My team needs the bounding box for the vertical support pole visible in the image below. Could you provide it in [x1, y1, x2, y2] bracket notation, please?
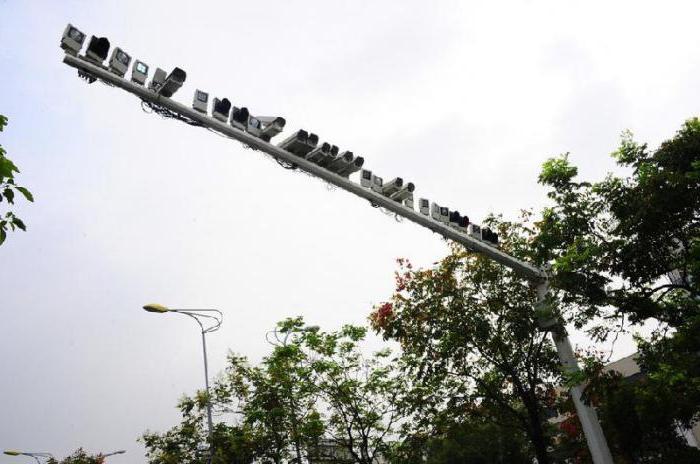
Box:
[535, 280, 614, 464]
[201, 331, 214, 464]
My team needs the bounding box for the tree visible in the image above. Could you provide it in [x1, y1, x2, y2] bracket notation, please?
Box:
[142, 392, 258, 464]
[301, 322, 408, 464]
[535, 118, 700, 460]
[144, 318, 408, 464]
[46, 449, 103, 464]
[370, 218, 561, 464]
[216, 341, 324, 464]
[0, 114, 33, 245]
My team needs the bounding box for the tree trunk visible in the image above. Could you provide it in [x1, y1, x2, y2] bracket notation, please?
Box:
[524, 398, 550, 464]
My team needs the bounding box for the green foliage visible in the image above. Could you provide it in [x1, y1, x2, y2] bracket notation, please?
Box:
[145, 319, 405, 464]
[370, 218, 561, 464]
[46, 449, 104, 464]
[535, 118, 700, 459]
[0, 114, 33, 245]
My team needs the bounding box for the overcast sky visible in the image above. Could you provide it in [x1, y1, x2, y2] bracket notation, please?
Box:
[2, 0, 700, 461]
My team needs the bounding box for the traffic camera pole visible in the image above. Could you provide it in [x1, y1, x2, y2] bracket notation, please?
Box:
[62, 53, 614, 464]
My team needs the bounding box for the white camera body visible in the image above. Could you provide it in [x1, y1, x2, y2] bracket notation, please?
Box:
[148, 68, 167, 92]
[61, 24, 86, 56]
[419, 198, 430, 215]
[192, 90, 209, 114]
[108, 47, 131, 77]
[131, 60, 149, 85]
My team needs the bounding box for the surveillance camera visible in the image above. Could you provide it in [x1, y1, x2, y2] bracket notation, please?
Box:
[107, 47, 131, 77]
[327, 151, 354, 174]
[148, 68, 166, 92]
[419, 198, 430, 215]
[430, 203, 441, 221]
[279, 130, 318, 156]
[467, 224, 482, 240]
[482, 227, 499, 246]
[85, 36, 110, 64]
[247, 116, 263, 136]
[305, 142, 332, 164]
[360, 169, 373, 188]
[257, 116, 286, 141]
[61, 24, 86, 56]
[390, 183, 415, 205]
[439, 206, 450, 223]
[212, 98, 231, 122]
[131, 60, 149, 85]
[381, 177, 403, 196]
[449, 210, 461, 228]
[158, 67, 186, 98]
[371, 174, 384, 193]
[192, 90, 209, 113]
[230, 107, 250, 130]
[338, 156, 364, 177]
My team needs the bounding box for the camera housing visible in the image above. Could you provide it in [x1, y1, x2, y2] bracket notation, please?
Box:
[247, 116, 263, 136]
[85, 36, 110, 64]
[131, 60, 149, 85]
[371, 174, 384, 193]
[159, 67, 186, 98]
[192, 90, 209, 113]
[305, 142, 331, 164]
[338, 156, 364, 177]
[257, 116, 286, 141]
[482, 227, 499, 246]
[449, 210, 461, 228]
[279, 130, 318, 156]
[108, 47, 131, 77]
[61, 24, 86, 55]
[419, 198, 430, 215]
[439, 206, 450, 223]
[381, 177, 403, 196]
[360, 169, 373, 188]
[230, 107, 250, 130]
[212, 98, 231, 122]
[430, 203, 441, 221]
[467, 224, 482, 240]
[148, 68, 167, 92]
[327, 151, 354, 174]
[389, 182, 415, 203]
[458, 215, 470, 231]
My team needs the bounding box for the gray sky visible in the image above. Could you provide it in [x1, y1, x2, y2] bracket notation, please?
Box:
[2, 0, 700, 461]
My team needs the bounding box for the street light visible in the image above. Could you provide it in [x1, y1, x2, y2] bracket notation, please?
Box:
[4, 451, 54, 464]
[142, 303, 223, 464]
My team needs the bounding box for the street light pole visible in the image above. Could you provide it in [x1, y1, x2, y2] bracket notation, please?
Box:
[143, 304, 222, 464]
[64, 51, 612, 463]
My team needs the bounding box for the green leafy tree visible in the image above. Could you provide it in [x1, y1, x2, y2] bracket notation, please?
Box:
[0, 114, 33, 245]
[301, 322, 409, 464]
[535, 118, 700, 459]
[216, 339, 324, 464]
[46, 449, 103, 464]
[370, 219, 561, 464]
[142, 392, 258, 464]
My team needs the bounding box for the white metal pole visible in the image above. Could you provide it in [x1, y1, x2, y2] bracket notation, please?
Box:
[536, 282, 614, 464]
[201, 330, 214, 464]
